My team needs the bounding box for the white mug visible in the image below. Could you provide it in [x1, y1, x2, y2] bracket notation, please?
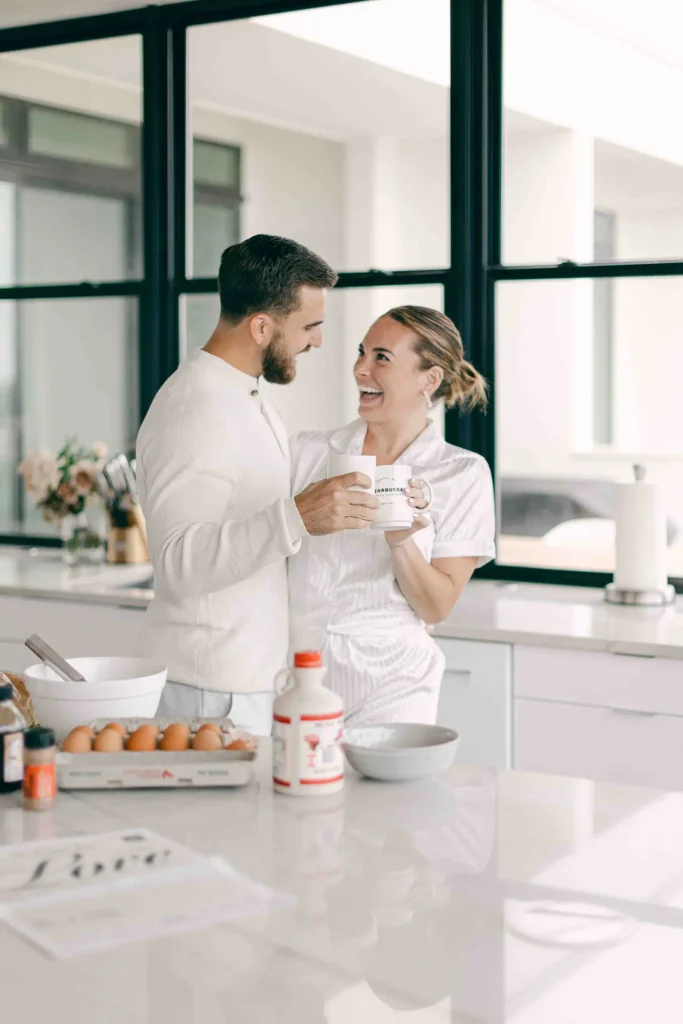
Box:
[327, 452, 376, 493]
[373, 465, 432, 531]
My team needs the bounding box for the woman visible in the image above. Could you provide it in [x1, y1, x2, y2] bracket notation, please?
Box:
[289, 306, 495, 726]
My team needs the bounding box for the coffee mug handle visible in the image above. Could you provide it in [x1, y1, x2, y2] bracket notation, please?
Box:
[412, 477, 433, 514]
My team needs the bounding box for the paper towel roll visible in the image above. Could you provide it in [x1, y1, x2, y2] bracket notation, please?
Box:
[614, 465, 667, 592]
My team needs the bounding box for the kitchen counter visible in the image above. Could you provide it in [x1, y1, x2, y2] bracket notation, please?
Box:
[3, 749, 683, 1022]
[2, 549, 683, 659]
[0, 549, 153, 609]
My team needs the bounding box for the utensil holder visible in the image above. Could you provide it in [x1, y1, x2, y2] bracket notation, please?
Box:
[108, 525, 149, 564]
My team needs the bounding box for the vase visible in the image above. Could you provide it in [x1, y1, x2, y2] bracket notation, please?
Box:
[60, 510, 104, 567]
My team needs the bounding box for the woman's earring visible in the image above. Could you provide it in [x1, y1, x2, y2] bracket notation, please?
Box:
[423, 390, 433, 410]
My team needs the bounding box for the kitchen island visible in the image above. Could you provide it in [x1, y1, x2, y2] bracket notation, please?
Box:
[2, 747, 683, 1022]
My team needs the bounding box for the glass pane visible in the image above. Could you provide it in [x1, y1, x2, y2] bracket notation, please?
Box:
[0, 36, 141, 283]
[184, 283, 444, 436]
[193, 201, 239, 277]
[19, 187, 129, 285]
[496, 277, 683, 578]
[193, 139, 239, 188]
[0, 297, 138, 535]
[188, 1, 449, 275]
[503, 3, 683, 264]
[28, 106, 134, 167]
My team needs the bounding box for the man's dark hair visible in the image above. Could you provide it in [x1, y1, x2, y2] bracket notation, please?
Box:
[218, 234, 338, 324]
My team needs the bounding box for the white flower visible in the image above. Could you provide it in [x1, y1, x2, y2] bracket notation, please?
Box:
[69, 459, 96, 496]
[18, 451, 59, 504]
[92, 441, 108, 460]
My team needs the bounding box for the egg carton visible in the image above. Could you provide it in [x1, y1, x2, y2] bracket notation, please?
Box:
[56, 717, 258, 790]
[88, 716, 250, 740]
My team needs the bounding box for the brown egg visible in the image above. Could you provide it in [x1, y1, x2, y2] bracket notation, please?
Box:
[101, 722, 126, 736]
[93, 729, 124, 753]
[160, 723, 190, 752]
[126, 724, 159, 751]
[70, 725, 95, 739]
[192, 729, 222, 751]
[225, 737, 253, 752]
[62, 730, 93, 753]
[196, 723, 223, 737]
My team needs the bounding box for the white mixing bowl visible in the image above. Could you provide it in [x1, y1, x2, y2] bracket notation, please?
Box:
[23, 657, 167, 743]
[343, 723, 460, 782]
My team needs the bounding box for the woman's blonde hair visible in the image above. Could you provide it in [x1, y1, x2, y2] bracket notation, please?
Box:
[384, 305, 488, 411]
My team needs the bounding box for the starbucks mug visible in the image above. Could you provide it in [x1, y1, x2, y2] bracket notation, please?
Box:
[327, 452, 376, 493]
[373, 465, 433, 531]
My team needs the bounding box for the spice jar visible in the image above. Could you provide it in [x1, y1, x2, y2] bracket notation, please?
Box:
[0, 679, 26, 793]
[23, 727, 57, 811]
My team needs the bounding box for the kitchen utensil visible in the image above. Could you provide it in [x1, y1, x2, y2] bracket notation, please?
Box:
[23, 657, 167, 743]
[343, 723, 459, 782]
[24, 634, 86, 683]
[103, 458, 126, 496]
[116, 452, 138, 500]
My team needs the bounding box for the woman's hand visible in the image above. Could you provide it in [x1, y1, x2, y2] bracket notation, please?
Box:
[384, 478, 431, 549]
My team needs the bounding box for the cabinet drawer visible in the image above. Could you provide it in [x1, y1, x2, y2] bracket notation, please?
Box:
[515, 645, 683, 716]
[435, 638, 512, 768]
[515, 697, 683, 791]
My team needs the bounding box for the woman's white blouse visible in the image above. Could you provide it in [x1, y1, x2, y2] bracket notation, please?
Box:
[288, 419, 496, 651]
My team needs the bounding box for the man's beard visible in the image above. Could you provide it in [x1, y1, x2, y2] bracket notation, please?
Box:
[262, 331, 297, 385]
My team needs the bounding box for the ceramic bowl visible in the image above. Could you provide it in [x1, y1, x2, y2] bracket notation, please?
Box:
[343, 723, 460, 782]
[23, 657, 167, 743]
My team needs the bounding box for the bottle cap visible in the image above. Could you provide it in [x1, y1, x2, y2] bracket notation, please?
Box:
[0, 683, 13, 702]
[24, 727, 55, 749]
[294, 651, 322, 669]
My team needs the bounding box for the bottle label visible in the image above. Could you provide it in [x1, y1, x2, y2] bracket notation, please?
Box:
[272, 717, 291, 787]
[23, 763, 56, 801]
[273, 712, 344, 788]
[299, 712, 344, 786]
[2, 732, 24, 783]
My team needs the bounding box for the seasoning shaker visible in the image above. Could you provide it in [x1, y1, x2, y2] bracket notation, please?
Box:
[0, 679, 26, 793]
[23, 727, 57, 811]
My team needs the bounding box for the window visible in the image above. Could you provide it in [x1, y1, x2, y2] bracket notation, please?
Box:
[186, 1, 449, 276]
[192, 139, 241, 277]
[0, 29, 242, 537]
[1, 0, 456, 547]
[493, 0, 683, 585]
[28, 105, 137, 168]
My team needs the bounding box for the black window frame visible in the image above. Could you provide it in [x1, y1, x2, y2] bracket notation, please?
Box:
[0, 0, 679, 593]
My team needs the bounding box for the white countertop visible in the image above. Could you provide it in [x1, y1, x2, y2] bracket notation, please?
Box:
[2, 550, 683, 659]
[2, 748, 683, 1022]
[0, 550, 153, 609]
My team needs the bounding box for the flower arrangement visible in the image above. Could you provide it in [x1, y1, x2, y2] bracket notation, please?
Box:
[18, 438, 108, 523]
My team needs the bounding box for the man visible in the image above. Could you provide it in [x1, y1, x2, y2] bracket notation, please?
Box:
[136, 234, 378, 733]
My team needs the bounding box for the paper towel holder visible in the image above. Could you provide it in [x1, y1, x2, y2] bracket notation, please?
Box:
[605, 463, 676, 606]
[605, 583, 675, 606]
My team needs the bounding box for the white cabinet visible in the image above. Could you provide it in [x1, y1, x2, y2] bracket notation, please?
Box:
[515, 696, 683, 792]
[434, 637, 512, 768]
[0, 594, 145, 674]
[513, 644, 683, 790]
[515, 645, 683, 716]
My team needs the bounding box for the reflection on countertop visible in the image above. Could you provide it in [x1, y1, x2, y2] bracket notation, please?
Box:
[2, 750, 683, 1022]
[1, 549, 683, 658]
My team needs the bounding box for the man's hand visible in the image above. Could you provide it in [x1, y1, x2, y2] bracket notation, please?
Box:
[295, 473, 379, 536]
